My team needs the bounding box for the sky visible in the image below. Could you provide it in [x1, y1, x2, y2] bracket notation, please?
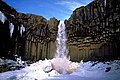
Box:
[3, 0, 93, 21]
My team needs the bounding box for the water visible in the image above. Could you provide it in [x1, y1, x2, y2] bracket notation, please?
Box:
[51, 21, 79, 74]
[55, 21, 68, 59]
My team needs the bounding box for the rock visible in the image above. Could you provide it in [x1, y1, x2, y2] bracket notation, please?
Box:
[1, 0, 120, 61]
[65, 0, 120, 61]
[0, 0, 59, 60]
[47, 17, 59, 41]
[16, 13, 59, 60]
[0, 1, 23, 59]
[105, 67, 111, 72]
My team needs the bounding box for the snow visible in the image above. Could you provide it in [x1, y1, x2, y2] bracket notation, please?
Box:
[10, 14, 15, 18]
[0, 11, 7, 23]
[1, 19, 120, 79]
[0, 59, 120, 80]
[0, 58, 26, 73]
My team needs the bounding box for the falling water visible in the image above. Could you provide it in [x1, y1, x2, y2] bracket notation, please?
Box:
[55, 21, 68, 59]
[51, 21, 79, 74]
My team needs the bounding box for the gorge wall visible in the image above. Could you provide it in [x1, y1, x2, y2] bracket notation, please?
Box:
[0, 1, 59, 61]
[0, 0, 120, 61]
[16, 13, 59, 60]
[65, 0, 120, 61]
[0, 1, 25, 60]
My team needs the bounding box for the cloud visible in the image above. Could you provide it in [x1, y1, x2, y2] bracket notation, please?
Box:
[56, 0, 85, 11]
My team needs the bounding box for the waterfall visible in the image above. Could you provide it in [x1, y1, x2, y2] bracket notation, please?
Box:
[50, 21, 79, 74]
[55, 21, 68, 59]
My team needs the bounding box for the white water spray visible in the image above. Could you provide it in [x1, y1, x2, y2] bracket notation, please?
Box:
[51, 21, 79, 74]
[55, 21, 68, 59]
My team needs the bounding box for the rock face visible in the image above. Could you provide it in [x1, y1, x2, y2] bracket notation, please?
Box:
[16, 13, 59, 61]
[0, 1, 25, 60]
[1, 0, 120, 61]
[0, 1, 59, 61]
[65, 0, 120, 61]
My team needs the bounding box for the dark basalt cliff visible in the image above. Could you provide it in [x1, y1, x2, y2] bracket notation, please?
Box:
[0, 1, 24, 60]
[0, 0, 120, 61]
[16, 13, 59, 60]
[0, 1, 59, 61]
[16, 13, 59, 42]
[65, 0, 120, 61]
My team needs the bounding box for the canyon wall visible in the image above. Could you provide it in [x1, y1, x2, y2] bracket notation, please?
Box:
[1, 0, 120, 61]
[0, 1, 25, 60]
[65, 0, 120, 61]
[0, 1, 59, 61]
[16, 13, 59, 60]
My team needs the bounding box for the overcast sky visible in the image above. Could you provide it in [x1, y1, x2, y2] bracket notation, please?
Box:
[4, 0, 93, 20]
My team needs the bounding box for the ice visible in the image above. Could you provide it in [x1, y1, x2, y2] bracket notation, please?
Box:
[0, 20, 120, 80]
[10, 14, 15, 18]
[0, 11, 7, 23]
[9, 23, 14, 37]
[0, 59, 120, 80]
[20, 24, 25, 36]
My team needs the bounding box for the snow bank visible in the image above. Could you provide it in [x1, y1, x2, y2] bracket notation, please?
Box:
[0, 59, 120, 80]
[0, 58, 26, 73]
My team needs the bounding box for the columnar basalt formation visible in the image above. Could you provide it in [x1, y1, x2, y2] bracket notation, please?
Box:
[65, 0, 120, 61]
[1, 0, 120, 61]
[16, 13, 59, 61]
[0, 1, 25, 60]
[0, 1, 59, 61]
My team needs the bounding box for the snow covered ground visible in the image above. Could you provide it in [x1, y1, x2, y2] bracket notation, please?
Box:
[0, 59, 120, 80]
